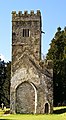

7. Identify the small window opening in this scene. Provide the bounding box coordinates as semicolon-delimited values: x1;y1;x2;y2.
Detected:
23;29;29;37
12;32;16;40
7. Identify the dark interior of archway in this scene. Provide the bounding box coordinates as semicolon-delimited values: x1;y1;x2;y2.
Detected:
45;103;49;114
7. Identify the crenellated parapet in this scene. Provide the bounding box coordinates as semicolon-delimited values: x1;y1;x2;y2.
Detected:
12;10;41;21
12;10;41;16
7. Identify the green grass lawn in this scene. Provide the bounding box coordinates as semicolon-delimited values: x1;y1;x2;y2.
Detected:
0;106;66;120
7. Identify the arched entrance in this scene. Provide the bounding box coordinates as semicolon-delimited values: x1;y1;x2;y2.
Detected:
44;103;49;114
16;82;37;114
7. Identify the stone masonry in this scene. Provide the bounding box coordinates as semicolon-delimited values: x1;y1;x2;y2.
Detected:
10;10;53;114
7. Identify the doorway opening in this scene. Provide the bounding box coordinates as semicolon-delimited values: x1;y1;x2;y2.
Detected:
44;103;49;114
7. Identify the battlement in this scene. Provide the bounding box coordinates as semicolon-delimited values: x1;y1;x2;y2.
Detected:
12;10;41;18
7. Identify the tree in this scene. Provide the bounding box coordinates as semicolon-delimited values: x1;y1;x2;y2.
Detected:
46;27;66;106
0;59;11;107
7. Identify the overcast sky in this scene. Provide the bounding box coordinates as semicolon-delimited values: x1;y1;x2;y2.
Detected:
0;0;66;62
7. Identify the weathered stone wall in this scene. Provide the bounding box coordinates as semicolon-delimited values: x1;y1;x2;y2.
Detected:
10;10;53;114
12;10;41;68
10;54;53;114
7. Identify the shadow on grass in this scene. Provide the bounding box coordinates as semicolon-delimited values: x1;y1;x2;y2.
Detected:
0;119;12;120
53;108;66;114
4;110;10;114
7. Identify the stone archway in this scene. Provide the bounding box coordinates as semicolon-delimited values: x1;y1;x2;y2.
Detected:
16;82;36;114
44;103;49;114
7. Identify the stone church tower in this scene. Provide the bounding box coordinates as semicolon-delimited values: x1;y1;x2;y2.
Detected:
10;10;53;114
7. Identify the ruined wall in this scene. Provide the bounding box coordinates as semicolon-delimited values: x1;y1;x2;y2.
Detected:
10;10;53;114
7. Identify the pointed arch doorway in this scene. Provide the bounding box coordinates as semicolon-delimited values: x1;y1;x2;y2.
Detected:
16;82;37;114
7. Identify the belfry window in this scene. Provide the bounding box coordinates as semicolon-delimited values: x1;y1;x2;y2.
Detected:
23;29;29;37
